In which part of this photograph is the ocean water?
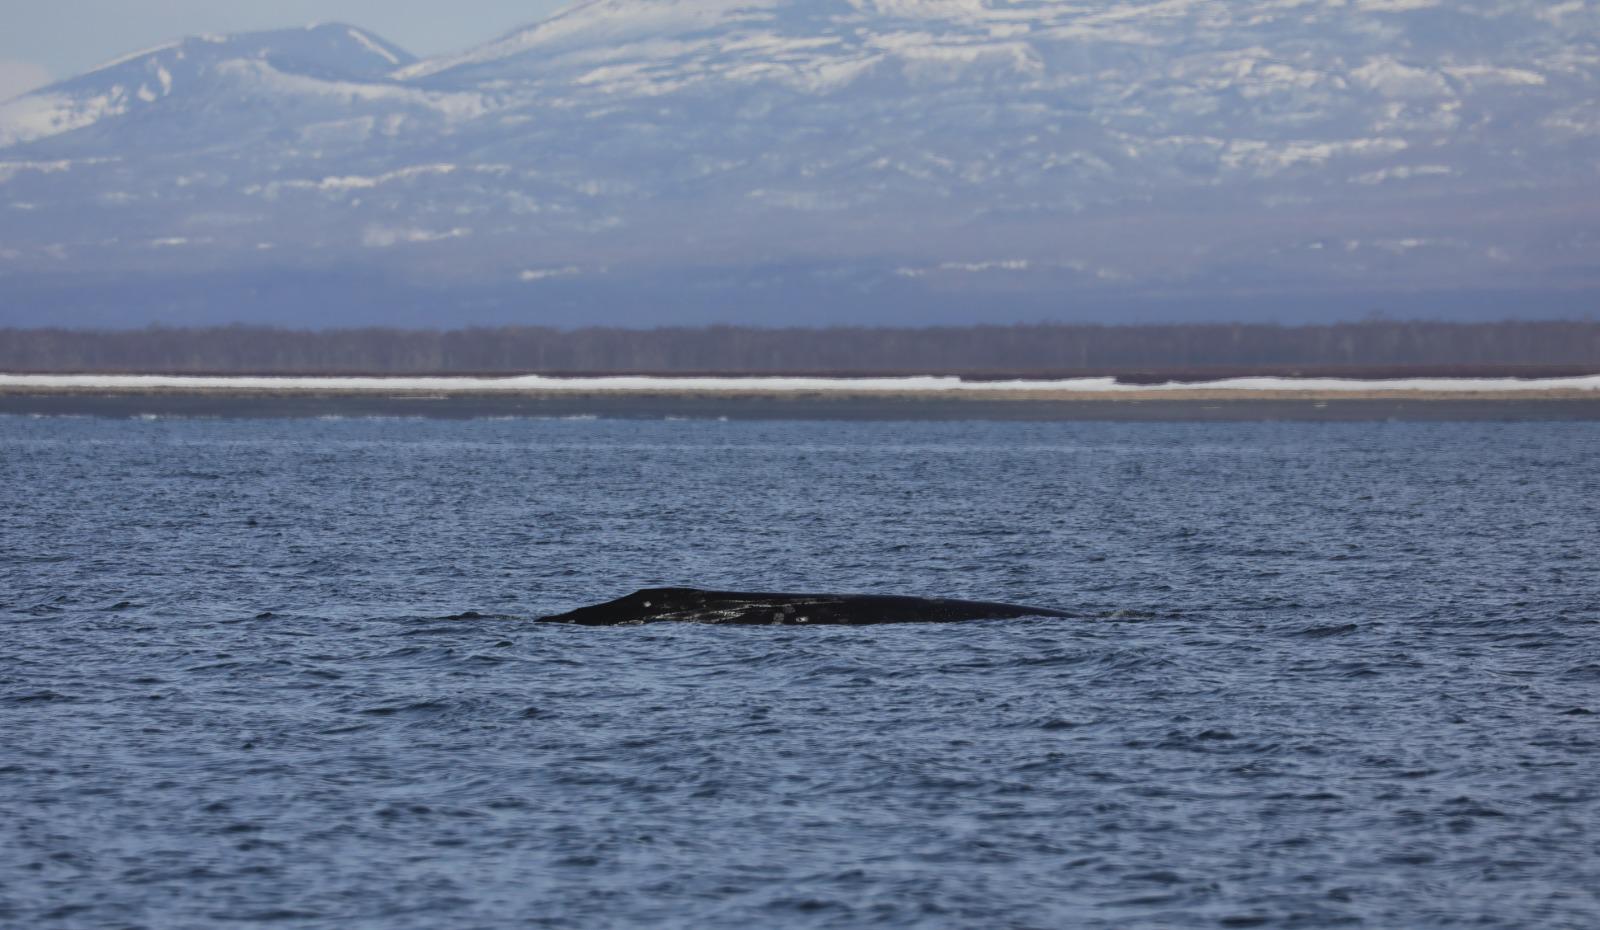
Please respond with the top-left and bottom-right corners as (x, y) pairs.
(1, 416), (1597, 929)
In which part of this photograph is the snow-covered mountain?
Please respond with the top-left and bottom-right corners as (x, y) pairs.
(1, 1), (1597, 327)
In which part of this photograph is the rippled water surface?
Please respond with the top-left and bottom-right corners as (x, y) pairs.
(2, 417), (1598, 929)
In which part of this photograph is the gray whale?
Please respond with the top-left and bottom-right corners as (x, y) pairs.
(539, 587), (1074, 626)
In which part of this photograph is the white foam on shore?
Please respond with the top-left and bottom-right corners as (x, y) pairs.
(2, 373), (1598, 394)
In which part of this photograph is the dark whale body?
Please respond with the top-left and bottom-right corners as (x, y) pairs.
(539, 587), (1075, 626)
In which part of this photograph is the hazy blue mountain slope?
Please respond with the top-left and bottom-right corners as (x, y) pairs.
(1, 1), (1596, 327)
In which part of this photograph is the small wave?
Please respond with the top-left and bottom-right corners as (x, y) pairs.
(3, 690), (74, 704)
(358, 700), (453, 717)
(1296, 622), (1361, 638)
(437, 610), (517, 621)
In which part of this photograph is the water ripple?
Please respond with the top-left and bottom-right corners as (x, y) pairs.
(0, 418), (1596, 928)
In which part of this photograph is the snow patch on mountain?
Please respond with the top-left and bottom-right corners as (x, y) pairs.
(0, 157), (113, 184)
(212, 60), (485, 122)
(362, 225), (472, 247)
(1350, 164), (1456, 185)
(86, 39), (200, 76)
(248, 163), (461, 196)
(396, 0), (789, 81)
(345, 27), (404, 67)
(0, 91), (128, 148)
(521, 265), (584, 281)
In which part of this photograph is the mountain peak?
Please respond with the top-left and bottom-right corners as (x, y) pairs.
(0, 24), (416, 149)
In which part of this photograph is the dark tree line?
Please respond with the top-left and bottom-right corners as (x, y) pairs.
(2, 321), (1599, 376)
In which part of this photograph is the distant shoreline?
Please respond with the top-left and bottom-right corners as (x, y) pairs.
(4, 382), (1599, 422)
(3, 364), (1598, 382)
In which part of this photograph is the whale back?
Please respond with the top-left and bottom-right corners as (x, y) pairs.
(545, 587), (711, 625)
(539, 587), (1073, 626)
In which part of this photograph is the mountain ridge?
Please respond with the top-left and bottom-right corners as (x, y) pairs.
(1, 0), (1596, 327)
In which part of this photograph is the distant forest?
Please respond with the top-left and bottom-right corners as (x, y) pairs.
(3, 321), (1599, 376)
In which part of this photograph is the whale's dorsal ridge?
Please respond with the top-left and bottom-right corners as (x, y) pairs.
(540, 588), (1073, 626)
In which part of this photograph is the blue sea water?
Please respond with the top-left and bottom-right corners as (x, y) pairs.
(1, 416), (1597, 929)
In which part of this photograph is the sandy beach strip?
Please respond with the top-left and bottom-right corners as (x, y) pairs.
(4, 373), (1600, 396)
(3, 373), (1600, 400)
(3, 375), (1600, 420)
